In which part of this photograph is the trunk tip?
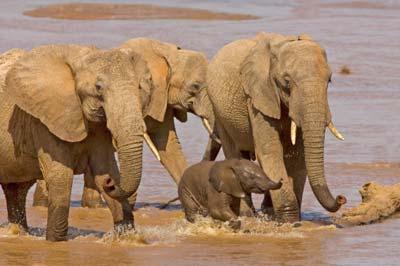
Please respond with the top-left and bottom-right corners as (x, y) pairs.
(336, 195), (347, 206)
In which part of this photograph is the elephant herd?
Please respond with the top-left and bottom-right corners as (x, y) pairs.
(0, 32), (346, 242)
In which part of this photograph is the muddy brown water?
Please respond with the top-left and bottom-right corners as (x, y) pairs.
(0, 1), (399, 265)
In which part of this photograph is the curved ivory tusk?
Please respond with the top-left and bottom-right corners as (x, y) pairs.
(144, 133), (161, 161)
(291, 120), (297, 145)
(202, 118), (222, 145)
(328, 122), (344, 141)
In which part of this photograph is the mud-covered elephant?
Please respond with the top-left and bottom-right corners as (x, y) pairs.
(0, 45), (158, 241)
(206, 32), (346, 223)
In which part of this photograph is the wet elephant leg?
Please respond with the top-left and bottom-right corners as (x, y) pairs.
(39, 150), (74, 242)
(178, 185), (203, 223)
(33, 179), (49, 207)
(94, 175), (134, 232)
(81, 168), (104, 208)
(284, 138), (307, 212)
(249, 108), (299, 223)
(1, 180), (35, 229)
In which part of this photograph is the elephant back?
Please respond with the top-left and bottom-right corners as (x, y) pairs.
(0, 49), (26, 93)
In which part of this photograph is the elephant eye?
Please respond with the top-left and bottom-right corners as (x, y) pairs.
(191, 83), (203, 91)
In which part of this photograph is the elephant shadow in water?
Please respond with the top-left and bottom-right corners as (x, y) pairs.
(0, 222), (106, 240)
(134, 201), (182, 211)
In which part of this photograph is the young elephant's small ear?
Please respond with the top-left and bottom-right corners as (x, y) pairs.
(209, 162), (245, 198)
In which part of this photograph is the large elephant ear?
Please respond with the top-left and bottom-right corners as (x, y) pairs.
(5, 47), (88, 142)
(240, 38), (281, 119)
(128, 51), (154, 115)
(209, 162), (245, 198)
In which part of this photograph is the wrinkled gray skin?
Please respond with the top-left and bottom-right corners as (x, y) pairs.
(32, 38), (212, 209)
(206, 32), (346, 223)
(0, 45), (153, 241)
(178, 159), (282, 229)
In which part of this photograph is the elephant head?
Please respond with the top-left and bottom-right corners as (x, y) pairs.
(209, 160), (282, 198)
(5, 45), (156, 200)
(240, 33), (346, 212)
(119, 38), (211, 130)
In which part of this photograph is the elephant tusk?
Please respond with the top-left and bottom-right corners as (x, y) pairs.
(202, 118), (222, 145)
(291, 120), (297, 145)
(327, 122), (344, 141)
(144, 133), (161, 161)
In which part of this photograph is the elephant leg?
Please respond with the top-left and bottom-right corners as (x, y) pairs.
(81, 168), (104, 208)
(178, 186), (202, 223)
(241, 193), (256, 217)
(209, 194), (241, 229)
(283, 131), (307, 214)
(261, 192), (274, 216)
(284, 143), (307, 212)
(38, 150), (74, 242)
(33, 179), (49, 207)
(94, 175), (134, 232)
(249, 108), (299, 223)
(1, 180), (35, 229)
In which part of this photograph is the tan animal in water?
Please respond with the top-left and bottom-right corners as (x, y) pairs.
(342, 182), (400, 224)
(205, 32), (347, 223)
(0, 45), (159, 241)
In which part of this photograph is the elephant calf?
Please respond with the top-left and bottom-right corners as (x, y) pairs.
(178, 159), (282, 229)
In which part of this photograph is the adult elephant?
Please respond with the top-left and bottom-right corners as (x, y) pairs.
(0, 45), (158, 241)
(206, 32), (346, 223)
(32, 38), (213, 208)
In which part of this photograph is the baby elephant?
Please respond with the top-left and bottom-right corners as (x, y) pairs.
(178, 159), (282, 229)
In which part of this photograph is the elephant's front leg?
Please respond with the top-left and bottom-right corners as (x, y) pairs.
(283, 135), (307, 211)
(38, 150), (74, 242)
(210, 195), (241, 230)
(81, 169), (104, 208)
(249, 109), (299, 223)
(94, 175), (134, 233)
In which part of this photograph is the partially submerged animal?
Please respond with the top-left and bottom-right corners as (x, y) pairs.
(178, 159), (282, 229)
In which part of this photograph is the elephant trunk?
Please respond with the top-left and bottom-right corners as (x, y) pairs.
(302, 107), (346, 212)
(102, 84), (145, 199)
(113, 137), (143, 199)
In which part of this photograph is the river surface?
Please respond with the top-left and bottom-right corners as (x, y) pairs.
(0, 0), (399, 265)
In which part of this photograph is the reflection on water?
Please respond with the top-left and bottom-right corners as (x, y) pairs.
(0, 0), (399, 265)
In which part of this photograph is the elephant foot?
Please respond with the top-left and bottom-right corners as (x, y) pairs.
(46, 233), (68, 242)
(275, 207), (300, 224)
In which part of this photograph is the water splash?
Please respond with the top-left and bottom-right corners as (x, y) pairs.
(97, 214), (337, 246)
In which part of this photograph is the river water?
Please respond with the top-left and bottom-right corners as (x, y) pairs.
(0, 0), (399, 265)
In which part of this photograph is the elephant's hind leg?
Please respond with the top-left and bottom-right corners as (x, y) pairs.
(1, 180), (35, 230)
(81, 169), (104, 208)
